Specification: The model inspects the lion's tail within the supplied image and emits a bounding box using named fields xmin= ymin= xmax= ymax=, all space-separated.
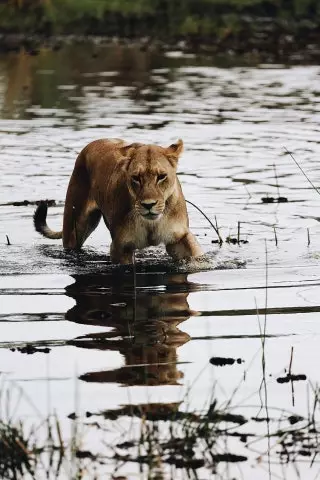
xmin=33 ymin=201 xmax=63 ymax=240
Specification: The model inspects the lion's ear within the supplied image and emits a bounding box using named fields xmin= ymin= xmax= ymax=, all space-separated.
xmin=118 ymin=144 xmax=136 ymax=170
xmin=165 ymin=139 xmax=184 ymax=166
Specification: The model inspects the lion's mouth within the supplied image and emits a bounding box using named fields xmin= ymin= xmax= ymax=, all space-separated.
xmin=141 ymin=212 xmax=161 ymax=220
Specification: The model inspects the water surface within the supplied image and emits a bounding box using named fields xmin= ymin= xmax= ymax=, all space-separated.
xmin=1 ymin=44 xmax=320 ymax=479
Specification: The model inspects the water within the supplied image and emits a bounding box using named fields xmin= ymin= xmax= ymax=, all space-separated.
xmin=1 ymin=43 xmax=320 ymax=479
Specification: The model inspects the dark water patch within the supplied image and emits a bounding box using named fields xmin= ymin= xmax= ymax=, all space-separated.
xmin=277 ymin=373 xmax=307 ymax=383
xmin=288 ymin=415 xmax=304 ymax=425
xmin=74 ymin=450 xmax=97 ymax=461
xmin=11 ymin=344 xmax=50 ymax=354
xmin=163 ymin=457 xmax=205 ymax=469
xmin=1 ymin=199 xmax=57 ymax=207
xmin=261 ymin=196 xmax=289 ymax=203
xmin=251 ymin=416 xmax=272 ymax=423
xmin=226 ymin=236 xmax=249 ymax=245
xmin=211 ymin=453 xmax=247 ymax=463
xmin=210 ymin=356 xmax=244 ymax=366
xmin=298 ymin=449 xmax=312 ymax=457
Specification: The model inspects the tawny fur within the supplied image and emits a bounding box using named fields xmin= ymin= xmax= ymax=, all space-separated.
xmin=33 ymin=138 xmax=203 ymax=264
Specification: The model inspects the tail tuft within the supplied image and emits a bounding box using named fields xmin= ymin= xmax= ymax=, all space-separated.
xmin=33 ymin=201 xmax=62 ymax=240
xmin=33 ymin=201 xmax=48 ymax=233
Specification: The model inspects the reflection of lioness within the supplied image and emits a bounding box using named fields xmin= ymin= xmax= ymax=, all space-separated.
xmin=33 ymin=138 xmax=203 ymax=264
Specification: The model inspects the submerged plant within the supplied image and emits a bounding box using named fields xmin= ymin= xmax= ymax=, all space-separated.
xmin=0 ymin=420 xmax=33 ymax=479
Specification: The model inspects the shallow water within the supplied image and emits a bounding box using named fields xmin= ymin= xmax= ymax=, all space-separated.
xmin=1 ymin=44 xmax=320 ymax=479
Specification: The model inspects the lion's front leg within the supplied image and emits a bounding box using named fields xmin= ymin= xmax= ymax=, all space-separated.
xmin=110 ymin=241 xmax=135 ymax=265
xmin=166 ymin=231 xmax=203 ymax=261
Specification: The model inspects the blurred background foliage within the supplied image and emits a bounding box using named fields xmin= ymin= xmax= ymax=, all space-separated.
xmin=0 ymin=0 xmax=319 ymax=38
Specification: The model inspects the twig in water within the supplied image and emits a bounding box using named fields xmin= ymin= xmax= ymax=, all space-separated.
xmin=288 ymin=346 xmax=295 ymax=407
xmin=256 ymin=241 xmax=271 ymax=480
xmin=307 ymin=228 xmax=311 ymax=246
xmin=6 ymin=235 xmax=11 ymax=246
xmin=264 ymin=241 xmax=271 ymax=480
xmin=214 ymin=215 xmax=223 ymax=245
xmin=244 ymin=185 xmax=252 ymax=199
xmin=185 ymin=199 xmax=223 ymax=244
xmin=288 ymin=346 xmax=294 ymax=375
xmin=284 ymin=147 xmax=320 ymax=196
xmin=273 ymin=226 xmax=278 ymax=246
xmin=273 ymin=163 xmax=280 ymax=198
xmin=55 ymin=411 xmax=64 ymax=454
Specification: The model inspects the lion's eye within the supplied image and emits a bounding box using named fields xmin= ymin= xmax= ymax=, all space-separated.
xmin=157 ymin=174 xmax=167 ymax=183
xmin=131 ymin=175 xmax=140 ymax=185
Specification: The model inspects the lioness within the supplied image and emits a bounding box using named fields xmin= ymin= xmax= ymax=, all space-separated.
xmin=33 ymin=138 xmax=203 ymax=264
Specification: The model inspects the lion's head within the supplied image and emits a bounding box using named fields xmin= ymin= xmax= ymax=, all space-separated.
xmin=119 ymin=140 xmax=184 ymax=220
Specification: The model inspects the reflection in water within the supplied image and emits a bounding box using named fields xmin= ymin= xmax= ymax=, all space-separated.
xmin=66 ymin=273 xmax=199 ymax=387
xmin=1 ymin=51 xmax=34 ymax=118
xmin=0 ymin=45 xmax=170 ymax=120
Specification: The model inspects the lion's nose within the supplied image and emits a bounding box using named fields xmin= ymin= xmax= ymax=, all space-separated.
xmin=141 ymin=200 xmax=157 ymax=210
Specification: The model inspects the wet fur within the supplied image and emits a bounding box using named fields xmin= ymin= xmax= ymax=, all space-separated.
xmin=33 ymin=138 xmax=203 ymax=264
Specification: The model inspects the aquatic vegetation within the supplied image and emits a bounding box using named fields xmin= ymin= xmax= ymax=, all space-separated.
xmin=0 ymin=420 xmax=33 ymax=479
xmin=0 ymin=378 xmax=319 ymax=479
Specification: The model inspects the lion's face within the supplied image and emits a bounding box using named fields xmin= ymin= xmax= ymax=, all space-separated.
xmin=120 ymin=140 xmax=183 ymax=221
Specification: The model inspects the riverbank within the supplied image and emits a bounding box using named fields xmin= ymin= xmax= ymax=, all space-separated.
xmin=1 ymin=0 xmax=320 ymax=64
xmin=1 ymin=29 xmax=320 ymax=65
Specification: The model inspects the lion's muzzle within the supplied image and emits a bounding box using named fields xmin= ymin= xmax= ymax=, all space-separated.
xmin=139 ymin=200 xmax=162 ymax=220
